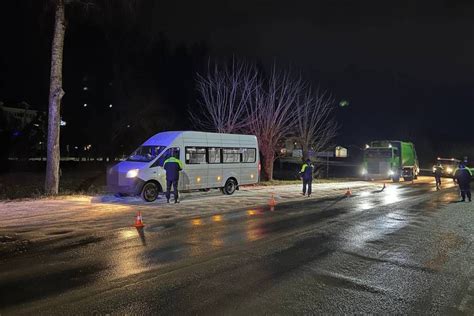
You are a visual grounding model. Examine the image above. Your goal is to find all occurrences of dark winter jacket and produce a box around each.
[164,157,183,181]
[434,165,443,177]
[300,160,314,180]
[454,167,472,186]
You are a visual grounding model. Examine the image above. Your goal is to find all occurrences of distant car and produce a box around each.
[432,157,460,177]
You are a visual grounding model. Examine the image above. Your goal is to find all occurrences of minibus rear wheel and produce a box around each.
[223,179,237,195]
[142,182,160,202]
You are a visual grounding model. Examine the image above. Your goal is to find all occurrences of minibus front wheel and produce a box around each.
[142,181,161,202]
[222,179,237,195]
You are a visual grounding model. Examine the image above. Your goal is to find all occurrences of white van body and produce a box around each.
[107,131,259,201]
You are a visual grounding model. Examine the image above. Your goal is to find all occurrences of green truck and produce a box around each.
[362,140,419,182]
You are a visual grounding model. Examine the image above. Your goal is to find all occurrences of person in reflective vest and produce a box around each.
[453,163,472,202]
[299,158,314,197]
[163,151,183,203]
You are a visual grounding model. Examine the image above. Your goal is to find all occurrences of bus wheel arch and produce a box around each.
[222,178,238,195]
[141,180,162,202]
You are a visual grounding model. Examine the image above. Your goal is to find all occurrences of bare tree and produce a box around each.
[44,0,142,194]
[193,58,258,133]
[248,65,303,181]
[295,88,338,160]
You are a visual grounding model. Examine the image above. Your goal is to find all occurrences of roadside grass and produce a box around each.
[0,170,106,200]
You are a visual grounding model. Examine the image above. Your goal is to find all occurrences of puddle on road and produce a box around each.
[341,210,408,250]
[110,205,283,272]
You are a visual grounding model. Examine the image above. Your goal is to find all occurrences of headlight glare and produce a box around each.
[126,169,139,178]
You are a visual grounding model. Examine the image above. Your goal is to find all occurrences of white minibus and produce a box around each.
[107,131,260,202]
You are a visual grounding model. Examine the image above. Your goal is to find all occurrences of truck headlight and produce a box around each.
[388,170,394,176]
[361,168,367,175]
[126,169,139,178]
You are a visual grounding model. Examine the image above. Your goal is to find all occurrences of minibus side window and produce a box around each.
[241,148,256,163]
[223,148,240,163]
[186,147,207,164]
[208,148,221,164]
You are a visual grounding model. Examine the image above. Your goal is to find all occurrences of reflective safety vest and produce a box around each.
[164,157,183,181]
[300,162,314,180]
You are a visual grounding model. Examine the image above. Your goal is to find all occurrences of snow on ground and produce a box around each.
[0,181,381,246]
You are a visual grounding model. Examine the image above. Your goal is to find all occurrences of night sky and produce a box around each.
[1,0,473,161]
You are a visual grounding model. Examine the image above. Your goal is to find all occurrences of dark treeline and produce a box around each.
[0,1,209,162]
[1,1,473,168]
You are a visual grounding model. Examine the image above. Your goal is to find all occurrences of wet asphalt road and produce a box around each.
[1,179,473,315]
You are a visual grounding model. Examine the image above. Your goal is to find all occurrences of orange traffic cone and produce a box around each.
[133,211,145,228]
[268,193,277,207]
[344,188,352,197]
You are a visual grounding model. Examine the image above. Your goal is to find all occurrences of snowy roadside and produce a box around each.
[0,181,379,236]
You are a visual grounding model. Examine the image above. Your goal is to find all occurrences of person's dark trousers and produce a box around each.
[302,178,312,196]
[166,180,179,202]
[435,176,441,189]
[459,183,472,201]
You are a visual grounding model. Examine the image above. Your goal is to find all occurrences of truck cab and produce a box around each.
[362,140,419,182]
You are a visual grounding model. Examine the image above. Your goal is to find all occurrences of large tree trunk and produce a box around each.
[45,0,66,195]
[262,150,275,181]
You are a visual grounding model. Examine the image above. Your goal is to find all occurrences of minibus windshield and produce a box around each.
[127,146,166,162]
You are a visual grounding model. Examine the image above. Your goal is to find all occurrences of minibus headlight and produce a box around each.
[446,167,453,173]
[126,169,139,178]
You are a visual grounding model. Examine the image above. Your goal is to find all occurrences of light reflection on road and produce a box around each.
[191,218,203,226]
[246,220,265,242]
[383,185,401,204]
[106,228,149,280]
[212,215,223,222]
[358,201,374,210]
[343,211,407,250]
[119,229,137,240]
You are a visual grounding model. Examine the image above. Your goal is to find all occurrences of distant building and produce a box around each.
[335,146,348,158]
[0,101,44,131]
[279,139,350,160]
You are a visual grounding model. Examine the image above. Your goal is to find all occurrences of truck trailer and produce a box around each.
[362,140,419,182]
